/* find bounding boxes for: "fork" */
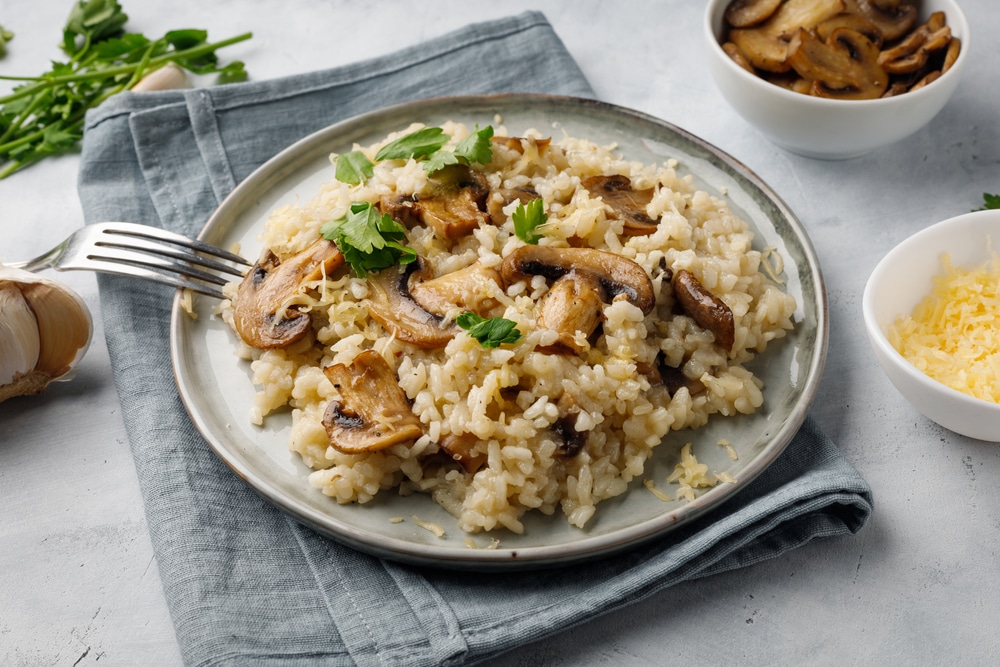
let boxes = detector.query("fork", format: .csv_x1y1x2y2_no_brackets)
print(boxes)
6,222,251,299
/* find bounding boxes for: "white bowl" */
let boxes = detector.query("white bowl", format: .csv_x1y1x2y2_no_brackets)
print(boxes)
704,0,970,159
862,209,1000,442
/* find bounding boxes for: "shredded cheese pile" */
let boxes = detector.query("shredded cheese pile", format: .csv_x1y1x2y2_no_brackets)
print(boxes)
889,252,1000,403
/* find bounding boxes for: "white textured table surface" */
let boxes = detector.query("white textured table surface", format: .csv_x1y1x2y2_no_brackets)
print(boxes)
2,1,998,665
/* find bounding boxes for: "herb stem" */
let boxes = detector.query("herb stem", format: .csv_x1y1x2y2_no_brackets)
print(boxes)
0,32,252,105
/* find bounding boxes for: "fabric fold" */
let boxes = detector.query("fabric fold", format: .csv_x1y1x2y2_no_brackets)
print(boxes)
77,11,872,667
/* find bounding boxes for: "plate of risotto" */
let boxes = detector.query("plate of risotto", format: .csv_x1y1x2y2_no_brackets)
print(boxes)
171,94,826,569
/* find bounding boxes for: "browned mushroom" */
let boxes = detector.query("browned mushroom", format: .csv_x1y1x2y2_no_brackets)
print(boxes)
582,175,659,236
535,271,607,354
672,269,736,352
724,0,784,29
815,11,883,47
727,0,846,73
321,349,423,454
365,257,459,348
723,41,758,73
232,239,344,349
501,246,655,355
638,357,707,398
786,26,888,99
379,164,490,242
487,187,539,226
501,246,655,314
552,393,588,457
437,432,487,473
841,0,917,42
877,22,951,75
408,260,504,318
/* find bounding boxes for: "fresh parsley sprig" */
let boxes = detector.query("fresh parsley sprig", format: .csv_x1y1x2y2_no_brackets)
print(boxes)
456,312,522,348
974,193,1000,212
333,124,494,185
512,198,547,244
0,0,251,178
320,201,417,278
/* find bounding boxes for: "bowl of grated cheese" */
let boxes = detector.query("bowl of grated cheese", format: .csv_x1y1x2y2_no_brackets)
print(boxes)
863,208,1000,442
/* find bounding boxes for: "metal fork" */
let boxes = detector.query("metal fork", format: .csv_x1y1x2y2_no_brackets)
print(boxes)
6,222,250,299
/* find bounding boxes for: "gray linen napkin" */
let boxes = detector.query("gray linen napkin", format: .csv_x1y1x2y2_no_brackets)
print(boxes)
77,11,873,667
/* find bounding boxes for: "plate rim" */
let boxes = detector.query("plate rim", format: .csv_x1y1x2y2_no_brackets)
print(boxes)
170,93,828,570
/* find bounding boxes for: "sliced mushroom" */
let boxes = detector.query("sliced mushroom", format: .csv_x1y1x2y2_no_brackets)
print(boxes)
842,0,917,42
723,41,758,73
487,187,539,226
816,12,883,47
379,164,490,242
536,271,607,354
408,260,504,318
365,257,459,348
727,0,846,73
232,239,344,349
638,357,707,398
552,393,588,457
878,22,951,75
724,0,784,29
786,26,888,99
437,432,487,473
941,36,961,73
582,175,658,236
672,269,736,352
321,349,423,454
501,246,655,315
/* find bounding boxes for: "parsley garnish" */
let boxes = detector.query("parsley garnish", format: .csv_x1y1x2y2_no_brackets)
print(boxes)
333,150,375,185
0,0,251,178
337,124,494,184
974,193,1000,211
456,312,522,348
375,126,450,162
512,198,547,244
320,201,417,277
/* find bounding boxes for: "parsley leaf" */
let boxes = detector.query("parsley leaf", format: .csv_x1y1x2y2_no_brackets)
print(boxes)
421,149,460,174
512,198,547,244
320,201,416,277
375,127,450,162
975,192,1000,211
453,124,494,165
456,312,522,348
334,150,375,185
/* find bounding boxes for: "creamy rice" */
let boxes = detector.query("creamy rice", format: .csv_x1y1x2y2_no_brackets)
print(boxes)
221,121,797,534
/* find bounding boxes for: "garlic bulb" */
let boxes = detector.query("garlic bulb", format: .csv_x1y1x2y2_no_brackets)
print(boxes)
132,62,190,92
0,267,92,403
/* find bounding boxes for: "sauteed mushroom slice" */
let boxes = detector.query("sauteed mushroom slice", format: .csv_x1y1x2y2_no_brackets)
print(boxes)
232,239,344,349
438,432,487,473
536,272,608,354
408,261,504,318
672,269,736,352
487,187,539,226
786,26,888,99
816,12,883,47
727,0,845,73
501,246,655,315
582,175,658,236
842,0,917,42
553,393,588,458
365,257,458,348
724,0,784,28
321,349,423,454
380,164,490,242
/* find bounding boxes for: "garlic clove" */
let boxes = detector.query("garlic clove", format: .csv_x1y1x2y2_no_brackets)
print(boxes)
0,267,92,403
132,62,190,92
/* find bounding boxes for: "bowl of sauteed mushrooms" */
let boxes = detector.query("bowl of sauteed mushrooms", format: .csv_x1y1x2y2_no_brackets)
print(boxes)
863,209,1000,442
704,0,969,159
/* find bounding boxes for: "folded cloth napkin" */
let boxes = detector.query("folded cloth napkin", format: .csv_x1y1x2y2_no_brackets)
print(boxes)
77,11,873,667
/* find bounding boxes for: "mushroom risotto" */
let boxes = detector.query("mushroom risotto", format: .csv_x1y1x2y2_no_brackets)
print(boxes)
221,120,798,534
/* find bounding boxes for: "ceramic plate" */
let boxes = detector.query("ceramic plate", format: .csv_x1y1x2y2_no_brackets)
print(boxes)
170,94,827,570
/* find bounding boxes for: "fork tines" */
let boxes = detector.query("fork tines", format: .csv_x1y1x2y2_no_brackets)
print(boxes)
90,223,250,299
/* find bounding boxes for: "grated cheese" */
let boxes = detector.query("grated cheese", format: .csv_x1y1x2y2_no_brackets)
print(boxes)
889,251,1000,403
